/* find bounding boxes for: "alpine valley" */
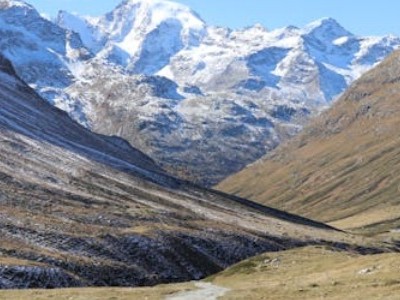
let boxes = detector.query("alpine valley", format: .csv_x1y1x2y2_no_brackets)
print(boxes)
0,42,384,290
1,0,399,186
1,0,400,297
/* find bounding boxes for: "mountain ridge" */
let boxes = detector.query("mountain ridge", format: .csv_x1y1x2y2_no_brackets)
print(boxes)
1,0,400,186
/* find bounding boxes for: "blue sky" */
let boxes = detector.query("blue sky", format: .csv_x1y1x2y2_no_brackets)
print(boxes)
30,0,400,36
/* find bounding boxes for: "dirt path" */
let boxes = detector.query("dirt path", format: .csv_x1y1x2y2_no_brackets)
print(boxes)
166,282,230,300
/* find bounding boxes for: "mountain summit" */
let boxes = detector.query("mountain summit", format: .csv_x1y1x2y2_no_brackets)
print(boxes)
58,0,206,74
0,0,31,9
304,17,352,38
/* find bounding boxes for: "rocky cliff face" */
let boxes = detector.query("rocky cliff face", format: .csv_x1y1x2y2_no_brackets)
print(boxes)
2,0,400,186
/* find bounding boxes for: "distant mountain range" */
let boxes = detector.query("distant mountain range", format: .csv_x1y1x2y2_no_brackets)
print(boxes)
1,0,400,186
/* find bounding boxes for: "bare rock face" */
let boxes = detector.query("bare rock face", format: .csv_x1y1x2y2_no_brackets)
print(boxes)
63,61,288,186
0,54,384,289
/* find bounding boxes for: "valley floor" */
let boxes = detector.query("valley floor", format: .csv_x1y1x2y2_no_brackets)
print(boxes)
1,246,399,300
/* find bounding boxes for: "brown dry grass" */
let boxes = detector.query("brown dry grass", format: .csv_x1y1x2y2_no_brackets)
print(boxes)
0,284,195,300
212,246,400,299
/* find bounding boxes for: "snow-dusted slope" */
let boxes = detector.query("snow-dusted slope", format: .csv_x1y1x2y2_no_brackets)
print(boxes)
2,0,400,186
0,0,91,123
57,5,400,106
160,17,400,104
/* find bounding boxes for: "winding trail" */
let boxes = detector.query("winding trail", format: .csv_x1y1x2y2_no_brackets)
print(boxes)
166,282,230,300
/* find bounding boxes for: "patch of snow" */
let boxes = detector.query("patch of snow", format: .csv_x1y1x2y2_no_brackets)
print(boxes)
356,36,383,60
57,11,102,52
333,36,350,46
157,65,175,80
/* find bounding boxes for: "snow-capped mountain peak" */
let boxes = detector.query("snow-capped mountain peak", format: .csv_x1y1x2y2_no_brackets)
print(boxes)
242,23,269,34
4,0,400,186
303,17,353,41
106,0,206,53
57,0,207,74
118,0,205,30
0,0,32,9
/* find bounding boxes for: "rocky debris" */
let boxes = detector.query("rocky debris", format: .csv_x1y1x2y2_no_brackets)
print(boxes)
358,266,378,275
0,266,82,289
